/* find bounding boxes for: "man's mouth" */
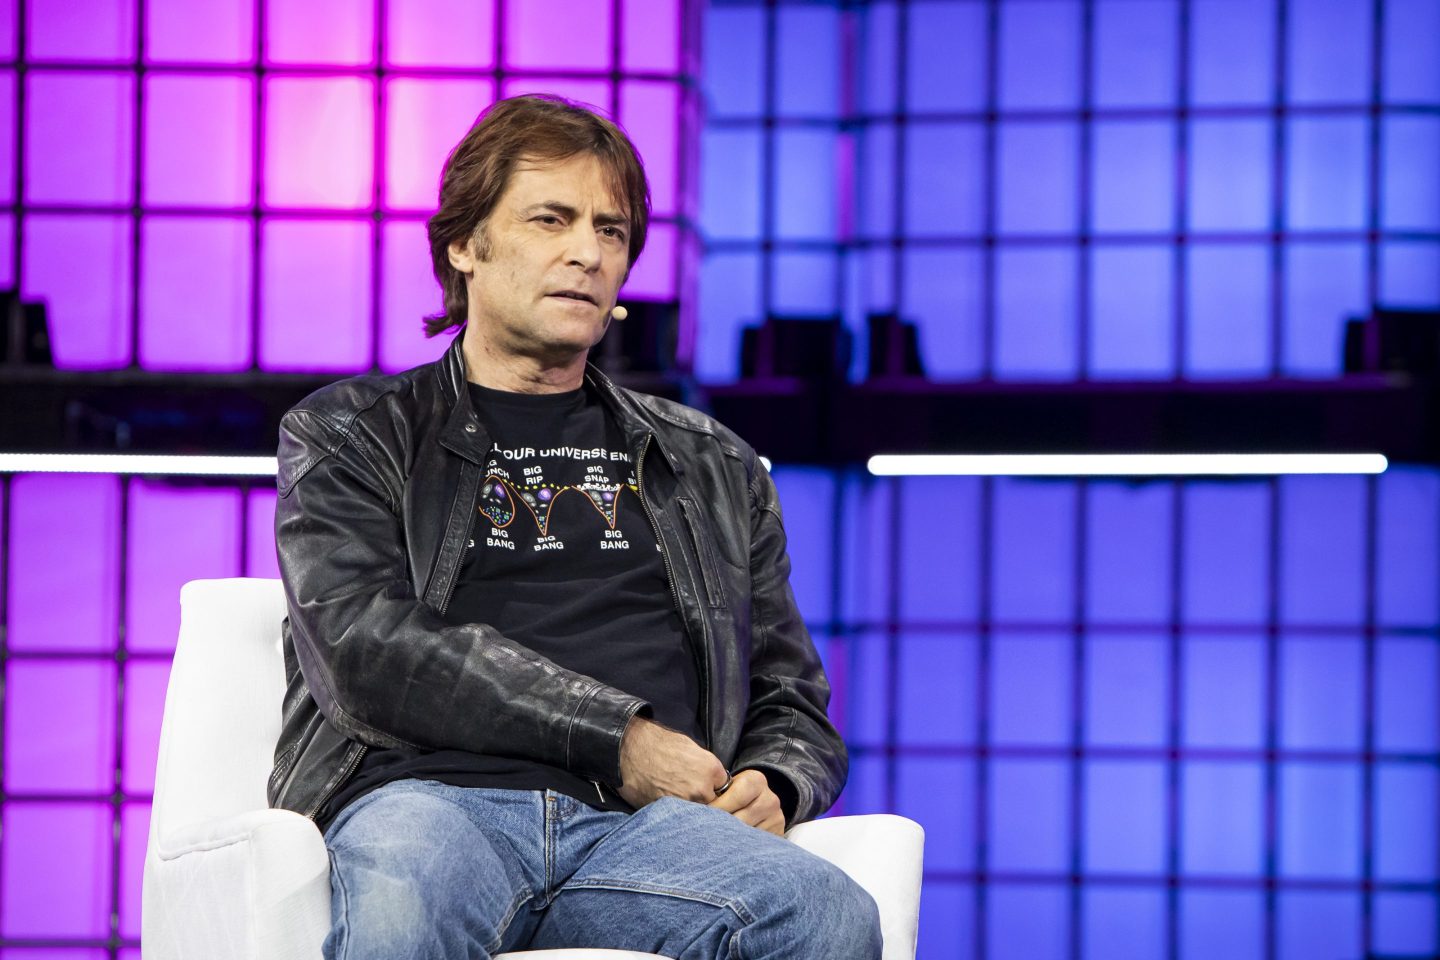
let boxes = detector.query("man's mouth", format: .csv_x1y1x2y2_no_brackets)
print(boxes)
548,290,597,304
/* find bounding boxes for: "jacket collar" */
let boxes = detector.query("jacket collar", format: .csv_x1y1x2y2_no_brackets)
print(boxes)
433,328,680,475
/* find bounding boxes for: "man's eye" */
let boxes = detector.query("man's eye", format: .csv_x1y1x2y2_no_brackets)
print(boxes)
601,226,627,241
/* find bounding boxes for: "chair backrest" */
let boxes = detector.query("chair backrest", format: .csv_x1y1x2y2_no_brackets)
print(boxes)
148,578,289,845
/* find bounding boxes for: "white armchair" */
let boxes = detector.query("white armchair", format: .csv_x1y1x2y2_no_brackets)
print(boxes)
142,578,924,959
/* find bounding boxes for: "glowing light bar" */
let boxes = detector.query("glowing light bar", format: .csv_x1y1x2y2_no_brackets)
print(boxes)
0,453,280,476
867,453,1389,477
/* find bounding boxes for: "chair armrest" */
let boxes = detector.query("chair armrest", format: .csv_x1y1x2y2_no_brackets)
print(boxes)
785,814,925,960
144,808,330,960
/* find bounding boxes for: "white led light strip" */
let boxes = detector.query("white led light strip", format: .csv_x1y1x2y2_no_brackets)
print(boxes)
0,453,281,476
867,453,1389,477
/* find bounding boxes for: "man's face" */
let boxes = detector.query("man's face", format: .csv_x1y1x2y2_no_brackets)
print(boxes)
449,153,631,365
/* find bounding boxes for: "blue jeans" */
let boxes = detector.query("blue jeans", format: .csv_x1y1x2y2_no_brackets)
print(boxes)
322,779,882,960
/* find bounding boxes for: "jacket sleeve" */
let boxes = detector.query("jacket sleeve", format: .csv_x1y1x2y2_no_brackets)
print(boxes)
730,457,848,826
274,406,647,787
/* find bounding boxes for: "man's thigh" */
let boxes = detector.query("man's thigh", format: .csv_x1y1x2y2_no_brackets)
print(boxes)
322,780,546,960
532,796,882,960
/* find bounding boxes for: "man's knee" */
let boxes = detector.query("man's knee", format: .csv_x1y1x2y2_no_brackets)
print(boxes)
790,859,882,958
324,788,520,960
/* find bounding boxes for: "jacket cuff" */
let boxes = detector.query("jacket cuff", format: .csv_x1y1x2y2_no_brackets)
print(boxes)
566,684,649,786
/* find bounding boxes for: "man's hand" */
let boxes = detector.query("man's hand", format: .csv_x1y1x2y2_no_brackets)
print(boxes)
708,769,786,836
617,716,729,807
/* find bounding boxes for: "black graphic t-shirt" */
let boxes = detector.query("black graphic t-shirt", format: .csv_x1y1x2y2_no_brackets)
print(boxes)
326,381,701,818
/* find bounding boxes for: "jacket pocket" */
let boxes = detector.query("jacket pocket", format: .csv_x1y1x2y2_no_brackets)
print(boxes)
678,497,727,608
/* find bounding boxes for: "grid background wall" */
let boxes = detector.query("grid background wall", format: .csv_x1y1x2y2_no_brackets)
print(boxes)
696,0,1440,382
3,467,1438,958
1,0,698,374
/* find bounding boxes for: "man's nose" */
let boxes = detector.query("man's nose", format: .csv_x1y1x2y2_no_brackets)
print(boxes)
564,223,603,272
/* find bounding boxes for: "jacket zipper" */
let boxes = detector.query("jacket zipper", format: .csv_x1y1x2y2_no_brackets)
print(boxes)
304,742,367,822
636,434,713,746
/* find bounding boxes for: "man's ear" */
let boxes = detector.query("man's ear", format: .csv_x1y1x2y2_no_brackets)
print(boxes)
447,236,476,274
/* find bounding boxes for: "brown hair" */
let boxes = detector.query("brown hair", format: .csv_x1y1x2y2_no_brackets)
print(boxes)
423,94,651,337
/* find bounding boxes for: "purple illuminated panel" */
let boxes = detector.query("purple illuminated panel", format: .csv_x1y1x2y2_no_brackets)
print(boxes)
1290,244,1365,379
267,0,376,66
126,481,243,654
144,74,255,207
22,214,132,369
140,217,252,371
8,474,121,652
0,803,112,938
4,661,116,792
1182,762,1265,874
1286,117,1367,230
1086,634,1168,747
992,633,1071,745
26,0,134,61
989,759,1069,871
120,803,151,939
246,487,282,578
623,221,676,302
380,220,449,372
260,219,373,371
0,0,13,59
25,71,134,205
1183,634,1267,748
1090,245,1173,378
1279,763,1362,878
0,213,11,288
1094,0,1177,108
501,77,612,113
998,0,1081,109
1084,761,1166,872
147,0,255,64
903,247,986,379
1186,244,1270,378
384,78,495,211
995,248,1078,380
1,69,14,204
622,0,680,73
264,76,375,209
621,81,679,217
387,0,495,68
992,479,1076,621
123,660,173,794
504,0,611,71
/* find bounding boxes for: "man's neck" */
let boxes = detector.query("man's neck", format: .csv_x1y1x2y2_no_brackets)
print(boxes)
461,328,588,394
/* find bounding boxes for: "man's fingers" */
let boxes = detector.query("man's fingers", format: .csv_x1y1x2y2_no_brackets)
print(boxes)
707,769,762,813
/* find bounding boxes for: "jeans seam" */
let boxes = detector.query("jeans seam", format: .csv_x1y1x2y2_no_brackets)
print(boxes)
558,877,756,925
329,848,352,960
486,889,535,957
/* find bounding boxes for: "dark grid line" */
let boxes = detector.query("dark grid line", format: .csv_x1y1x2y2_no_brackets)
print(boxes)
248,0,267,371
127,0,146,372
109,476,132,957
974,475,994,960
889,0,910,369
980,0,999,379
882,476,902,813
1267,0,1289,378
759,0,777,325
1165,481,1184,960
1076,0,1094,382
1263,478,1282,960
1067,480,1089,960
6,0,26,350
1172,0,1192,379
1362,474,1380,955
0,474,9,938
1364,0,1384,317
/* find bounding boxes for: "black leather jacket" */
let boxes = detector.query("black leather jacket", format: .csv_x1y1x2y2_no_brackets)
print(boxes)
266,333,846,828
